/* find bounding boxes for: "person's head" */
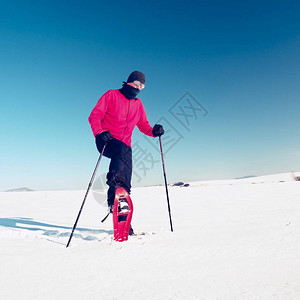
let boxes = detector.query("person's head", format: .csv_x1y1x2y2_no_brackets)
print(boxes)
120,71,146,99
126,71,145,91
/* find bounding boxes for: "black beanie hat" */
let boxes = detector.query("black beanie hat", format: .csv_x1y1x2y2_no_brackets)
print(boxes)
127,71,145,84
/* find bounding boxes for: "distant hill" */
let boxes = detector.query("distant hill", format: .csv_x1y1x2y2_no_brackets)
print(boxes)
235,175,257,180
4,187,34,192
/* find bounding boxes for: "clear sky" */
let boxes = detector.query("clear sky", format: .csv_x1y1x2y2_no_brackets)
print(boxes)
1,0,300,190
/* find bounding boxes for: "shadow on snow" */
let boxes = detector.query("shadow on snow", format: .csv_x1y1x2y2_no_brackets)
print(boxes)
0,217,113,241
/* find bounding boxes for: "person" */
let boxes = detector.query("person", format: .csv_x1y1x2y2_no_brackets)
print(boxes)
88,71,164,232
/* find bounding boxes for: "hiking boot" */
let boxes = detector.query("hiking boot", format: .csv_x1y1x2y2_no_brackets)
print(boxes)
129,225,134,236
108,204,113,214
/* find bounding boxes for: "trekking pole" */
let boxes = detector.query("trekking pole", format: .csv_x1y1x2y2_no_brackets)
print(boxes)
66,145,106,248
159,136,174,232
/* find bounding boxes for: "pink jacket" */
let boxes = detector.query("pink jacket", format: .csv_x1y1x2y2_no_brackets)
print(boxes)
88,89,154,147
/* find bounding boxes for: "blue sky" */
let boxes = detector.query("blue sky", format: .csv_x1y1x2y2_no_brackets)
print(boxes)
1,0,300,190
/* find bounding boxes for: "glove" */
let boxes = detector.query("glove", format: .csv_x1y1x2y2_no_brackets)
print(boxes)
152,124,164,137
96,131,113,145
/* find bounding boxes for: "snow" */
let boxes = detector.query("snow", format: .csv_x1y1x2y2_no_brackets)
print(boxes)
1,172,300,299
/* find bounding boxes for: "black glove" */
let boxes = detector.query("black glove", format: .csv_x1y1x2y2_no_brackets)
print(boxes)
96,131,113,145
152,124,164,137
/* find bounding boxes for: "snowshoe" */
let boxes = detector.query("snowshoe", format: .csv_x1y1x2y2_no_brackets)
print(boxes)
113,187,133,242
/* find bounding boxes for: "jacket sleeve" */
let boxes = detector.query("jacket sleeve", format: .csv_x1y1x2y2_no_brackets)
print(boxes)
88,91,110,137
137,101,154,137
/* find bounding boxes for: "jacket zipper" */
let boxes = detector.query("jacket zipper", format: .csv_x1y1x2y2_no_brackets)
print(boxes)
121,100,131,141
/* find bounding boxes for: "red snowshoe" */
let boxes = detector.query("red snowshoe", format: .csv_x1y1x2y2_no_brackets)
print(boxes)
113,187,133,242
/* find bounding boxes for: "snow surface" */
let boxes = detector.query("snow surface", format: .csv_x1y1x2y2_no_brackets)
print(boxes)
1,173,300,299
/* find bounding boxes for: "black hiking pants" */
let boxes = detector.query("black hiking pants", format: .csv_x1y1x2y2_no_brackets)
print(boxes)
96,138,132,206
